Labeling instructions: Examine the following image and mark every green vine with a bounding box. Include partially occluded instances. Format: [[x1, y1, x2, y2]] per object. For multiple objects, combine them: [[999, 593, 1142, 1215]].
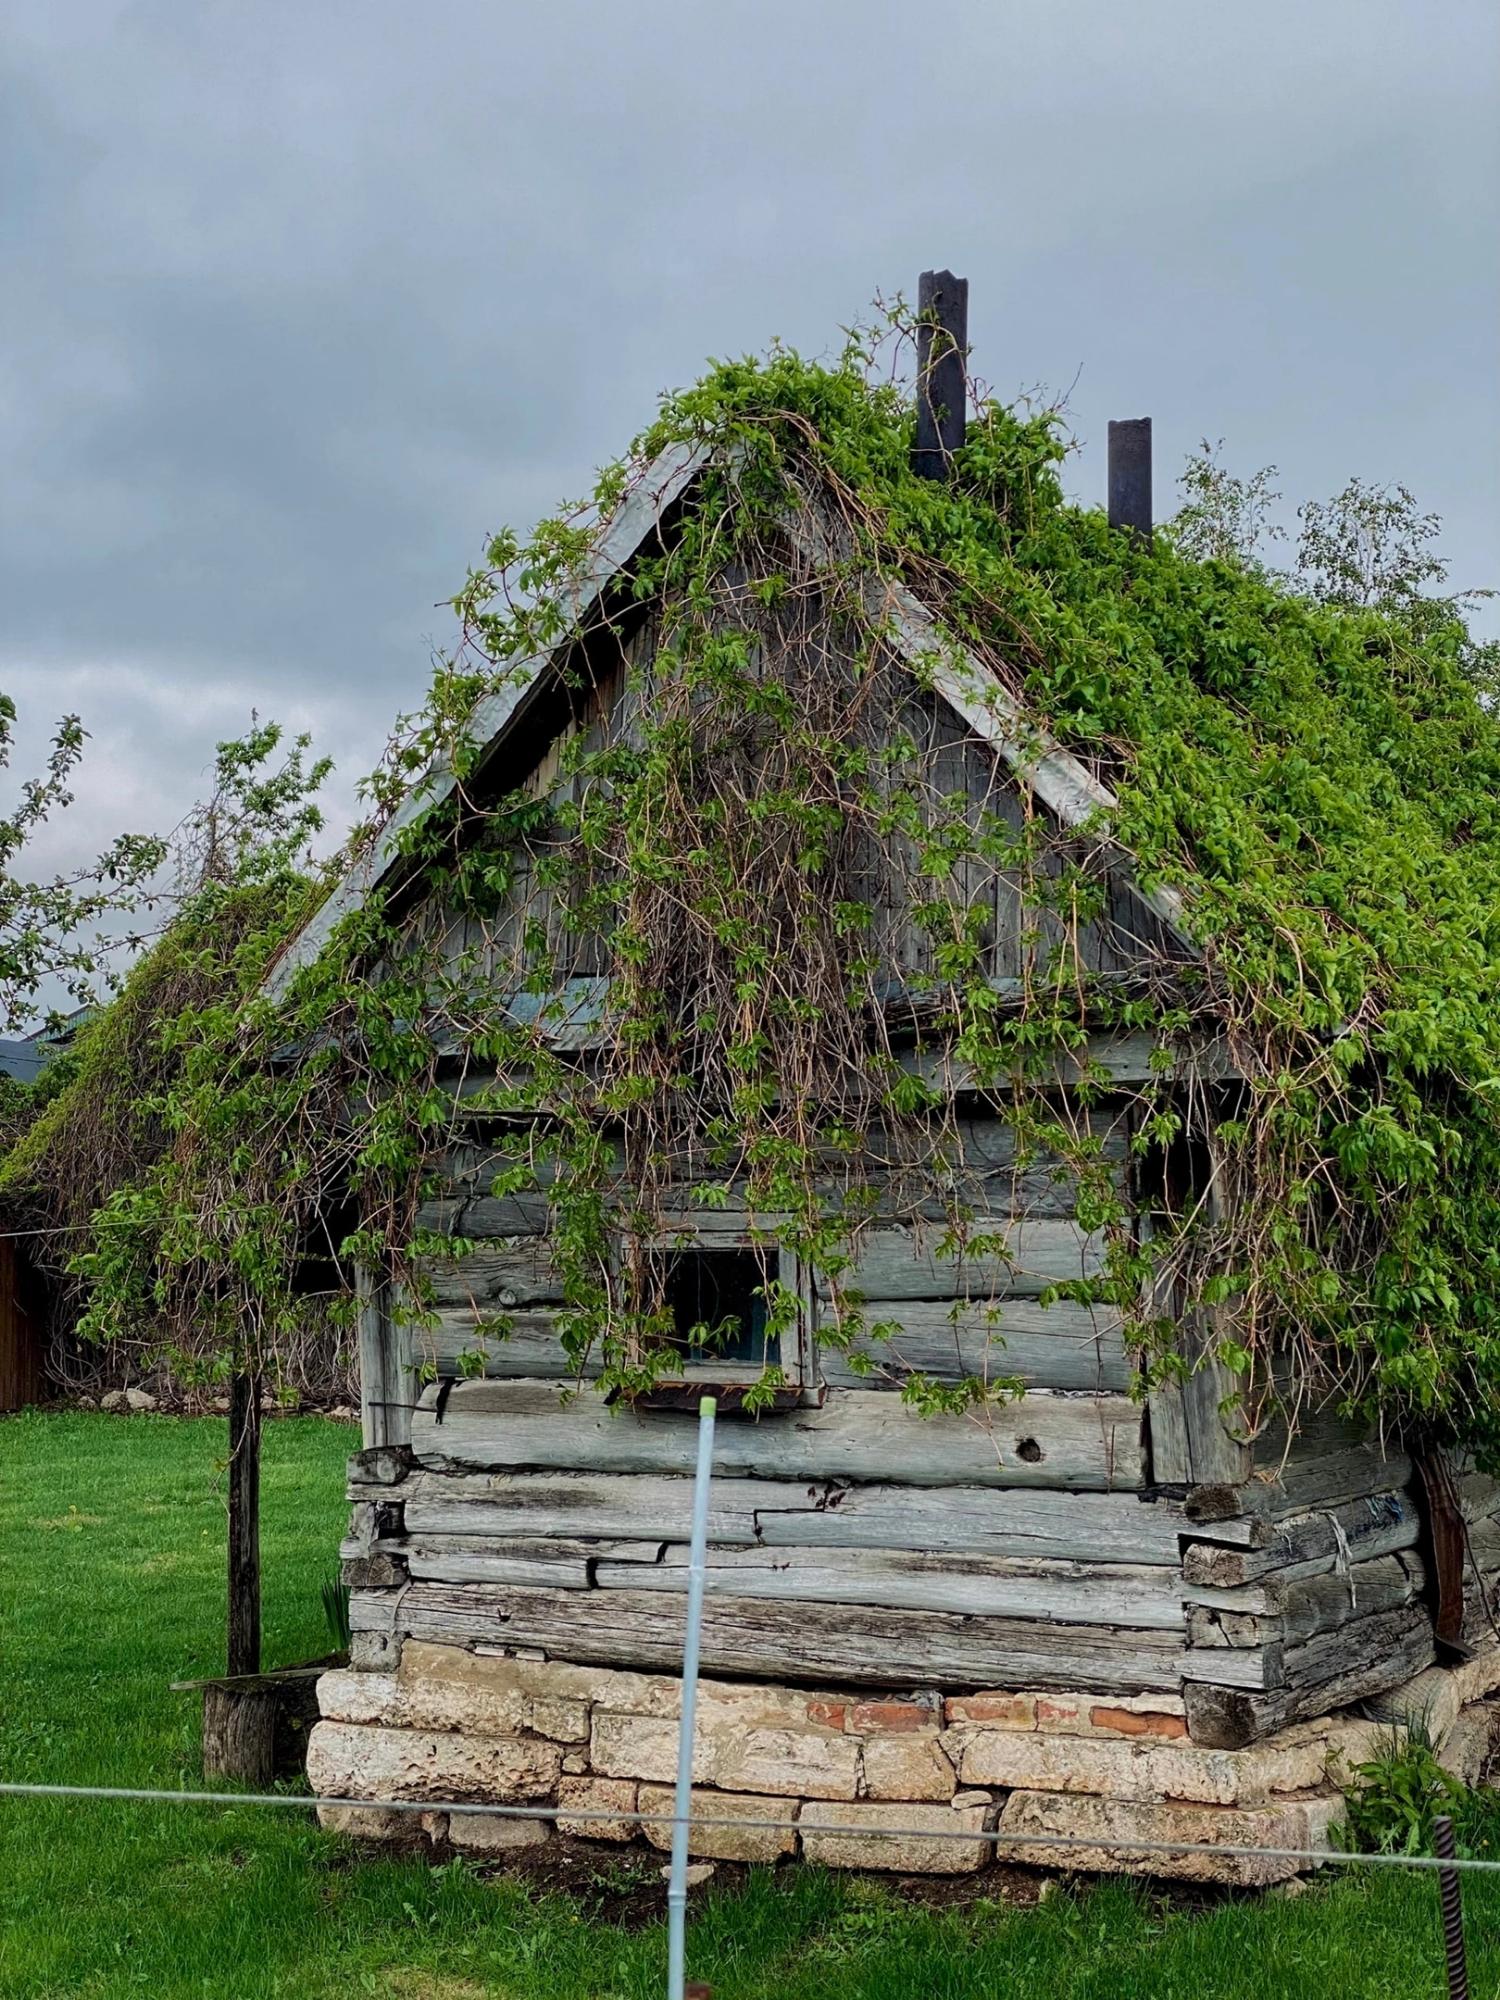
[[51, 315, 1500, 1463]]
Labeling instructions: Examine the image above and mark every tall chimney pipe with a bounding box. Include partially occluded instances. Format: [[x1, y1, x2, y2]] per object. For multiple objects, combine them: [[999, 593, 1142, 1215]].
[[1107, 418, 1153, 543], [913, 270, 969, 478]]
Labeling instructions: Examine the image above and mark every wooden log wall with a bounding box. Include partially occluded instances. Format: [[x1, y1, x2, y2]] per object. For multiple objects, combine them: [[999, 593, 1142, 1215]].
[[334, 1089, 1212, 1700], [1176, 1416, 1455, 1747]]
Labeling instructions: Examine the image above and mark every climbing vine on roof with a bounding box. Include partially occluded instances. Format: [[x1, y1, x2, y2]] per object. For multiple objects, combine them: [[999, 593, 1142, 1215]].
[[61, 311, 1500, 1465]]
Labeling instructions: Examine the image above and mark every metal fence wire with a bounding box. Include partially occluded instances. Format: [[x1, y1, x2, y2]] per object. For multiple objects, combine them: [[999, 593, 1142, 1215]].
[[4, 1400, 1484, 1998]]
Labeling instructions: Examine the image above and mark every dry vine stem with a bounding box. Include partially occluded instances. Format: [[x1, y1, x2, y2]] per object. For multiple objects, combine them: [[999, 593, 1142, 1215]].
[[50, 321, 1500, 1467]]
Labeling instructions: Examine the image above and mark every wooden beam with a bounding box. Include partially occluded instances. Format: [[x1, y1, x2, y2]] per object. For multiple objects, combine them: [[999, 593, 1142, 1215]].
[[410, 1378, 1148, 1492], [364, 1578, 1189, 1691], [398, 1467, 1188, 1564]]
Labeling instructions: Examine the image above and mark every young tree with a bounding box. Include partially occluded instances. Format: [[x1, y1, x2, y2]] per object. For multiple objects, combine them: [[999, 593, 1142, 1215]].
[[4, 719, 332, 1680], [1170, 451, 1499, 695], [0, 696, 168, 1029]]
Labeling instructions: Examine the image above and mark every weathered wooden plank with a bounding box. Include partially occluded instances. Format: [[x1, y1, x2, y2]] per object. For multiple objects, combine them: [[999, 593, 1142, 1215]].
[[414, 1191, 553, 1241], [399, 1468, 1187, 1564], [591, 1544, 1184, 1628], [411, 1380, 1147, 1492], [417, 1309, 599, 1381], [1180, 1644, 1281, 1690], [1183, 1605, 1435, 1748], [815, 1223, 1108, 1302], [1185, 1551, 1425, 1646], [357, 1266, 415, 1451], [1181, 1492, 1422, 1588], [404, 1535, 665, 1589], [817, 1299, 1131, 1393], [1186, 1441, 1413, 1527], [369, 1579, 1188, 1691], [414, 1237, 568, 1310], [260, 438, 708, 1001]]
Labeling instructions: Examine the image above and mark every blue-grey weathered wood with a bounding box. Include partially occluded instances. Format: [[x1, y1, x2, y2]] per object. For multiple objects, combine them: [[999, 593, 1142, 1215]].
[[410, 1377, 1147, 1491], [260, 441, 707, 998]]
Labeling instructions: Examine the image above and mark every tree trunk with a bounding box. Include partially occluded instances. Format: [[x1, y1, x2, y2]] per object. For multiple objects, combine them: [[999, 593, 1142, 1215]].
[[202, 1680, 278, 1787], [227, 1367, 262, 1678]]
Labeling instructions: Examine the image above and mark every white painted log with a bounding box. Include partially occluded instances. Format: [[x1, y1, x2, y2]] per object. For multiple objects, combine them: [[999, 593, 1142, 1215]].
[[411, 1379, 1147, 1492], [398, 1467, 1187, 1564]]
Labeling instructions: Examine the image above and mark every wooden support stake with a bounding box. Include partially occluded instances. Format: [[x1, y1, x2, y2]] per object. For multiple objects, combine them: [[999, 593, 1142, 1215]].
[[227, 1368, 262, 1678], [913, 270, 969, 478]]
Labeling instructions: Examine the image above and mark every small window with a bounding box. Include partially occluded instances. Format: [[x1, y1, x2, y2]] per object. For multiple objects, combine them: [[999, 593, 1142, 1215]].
[[655, 1247, 777, 1370]]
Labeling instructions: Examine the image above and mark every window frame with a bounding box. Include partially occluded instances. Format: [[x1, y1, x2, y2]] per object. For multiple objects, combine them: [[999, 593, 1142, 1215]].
[[613, 1221, 820, 1401]]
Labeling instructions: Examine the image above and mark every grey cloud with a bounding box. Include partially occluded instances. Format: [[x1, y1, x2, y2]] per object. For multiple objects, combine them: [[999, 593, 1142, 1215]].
[[1, 0, 1495, 894]]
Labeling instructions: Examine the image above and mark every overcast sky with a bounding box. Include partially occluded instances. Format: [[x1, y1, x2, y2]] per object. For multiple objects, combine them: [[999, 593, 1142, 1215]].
[[3, 0, 1497, 908]]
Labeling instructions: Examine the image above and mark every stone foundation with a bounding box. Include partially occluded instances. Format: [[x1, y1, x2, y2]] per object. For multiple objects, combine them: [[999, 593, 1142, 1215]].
[[307, 1642, 1500, 1887]]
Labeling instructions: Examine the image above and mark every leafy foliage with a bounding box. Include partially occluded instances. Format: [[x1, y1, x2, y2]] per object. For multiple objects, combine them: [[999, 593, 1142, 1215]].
[[54, 311, 1500, 1459], [1, 726, 334, 1386], [1338, 1726, 1476, 1857], [0, 697, 169, 1031]]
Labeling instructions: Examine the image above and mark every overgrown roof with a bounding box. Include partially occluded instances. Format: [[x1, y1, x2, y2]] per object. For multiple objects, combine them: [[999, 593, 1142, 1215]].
[[67, 335, 1500, 1452]]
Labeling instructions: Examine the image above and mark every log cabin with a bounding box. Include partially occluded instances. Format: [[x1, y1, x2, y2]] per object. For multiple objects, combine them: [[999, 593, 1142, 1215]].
[[278, 277, 1500, 1880]]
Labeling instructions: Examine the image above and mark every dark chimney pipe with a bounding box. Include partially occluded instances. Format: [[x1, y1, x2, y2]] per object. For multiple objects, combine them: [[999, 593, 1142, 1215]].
[[1107, 418, 1153, 543], [913, 270, 969, 478]]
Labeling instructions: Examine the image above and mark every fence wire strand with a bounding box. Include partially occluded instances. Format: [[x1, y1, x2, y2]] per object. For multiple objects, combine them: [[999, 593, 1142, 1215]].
[[3, 1778, 1498, 1877]]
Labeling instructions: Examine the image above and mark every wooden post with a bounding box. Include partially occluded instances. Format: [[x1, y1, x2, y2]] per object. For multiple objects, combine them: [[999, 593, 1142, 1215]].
[[1107, 418, 1153, 543], [912, 269, 969, 479], [227, 1366, 262, 1678]]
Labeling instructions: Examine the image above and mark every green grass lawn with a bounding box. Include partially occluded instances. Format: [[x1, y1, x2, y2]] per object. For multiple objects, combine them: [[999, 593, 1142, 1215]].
[[1, 1410, 1494, 1999]]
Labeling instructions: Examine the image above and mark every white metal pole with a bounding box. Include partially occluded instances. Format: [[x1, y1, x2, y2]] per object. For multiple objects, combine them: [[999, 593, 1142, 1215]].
[[667, 1394, 716, 2000]]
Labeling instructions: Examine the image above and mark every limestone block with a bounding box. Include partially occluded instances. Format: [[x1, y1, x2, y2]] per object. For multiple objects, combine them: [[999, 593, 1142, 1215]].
[[317, 1804, 422, 1841], [1455, 1646, 1500, 1707], [318, 1664, 529, 1738], [993, 1790, 1342, 1886], [590, 1712, 701, 1785], [716, 1726, 860, 1800], [306, 1720, 561, 1804], [411, 1642, 678, 1719], [951, 1708, 1382, 1809], [1363, 1664, 1463, 1743], [861, 1734, 957, 1802], [798, 1801, 988, 1875], [1438, 1704, 1497, 1787], [556, 1776, 639, 1843], [637, 1785, 798, 1863], [449, 1812, 553, 1853], [530, 1694, 590, 1743], [590, 1706, 859, 1800]]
